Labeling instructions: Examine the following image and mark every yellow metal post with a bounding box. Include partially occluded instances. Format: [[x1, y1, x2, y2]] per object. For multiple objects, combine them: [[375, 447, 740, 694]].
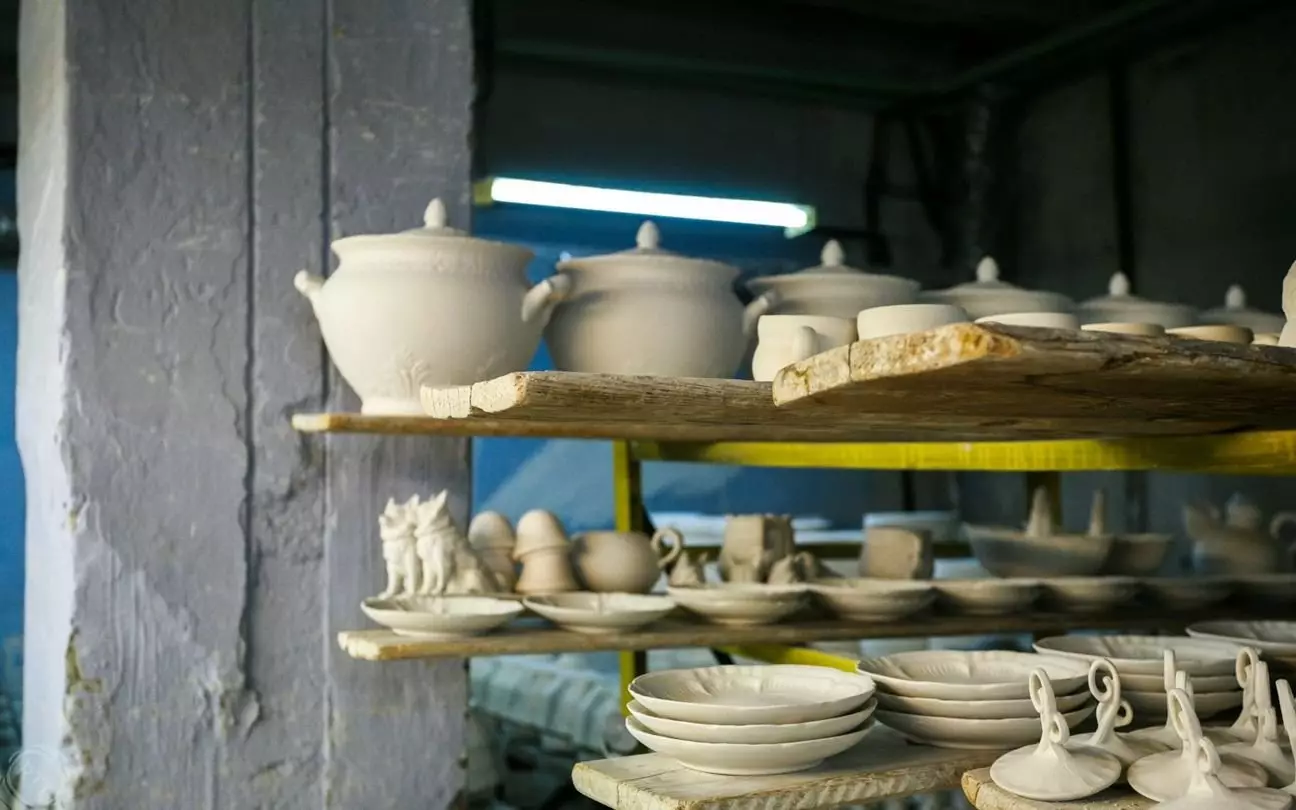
[[613, 441, 646, 714]]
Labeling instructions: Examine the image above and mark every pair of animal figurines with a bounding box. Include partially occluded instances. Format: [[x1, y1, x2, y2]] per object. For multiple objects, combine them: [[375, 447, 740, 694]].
[[378, 490, 499, 598]]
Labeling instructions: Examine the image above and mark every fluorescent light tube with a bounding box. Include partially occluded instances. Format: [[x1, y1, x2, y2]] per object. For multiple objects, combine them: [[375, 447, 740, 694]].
[[484, 177, 815, 231]]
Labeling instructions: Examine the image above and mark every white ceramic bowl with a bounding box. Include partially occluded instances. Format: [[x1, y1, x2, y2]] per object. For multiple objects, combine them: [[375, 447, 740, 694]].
[[1101, 533, 1173, 576], [975, 312, 1080, 330], [856, 303, 968, 340], [626, 699, 876, 744], [873, 689, 1089, 720], [933, 578, 1040, 616], [666, 584, 807, 626], [964, 526, 1113, 578], [360, 595, 524, 638], [1141, 578, 1233, 610], [1187, 620, 1296, 655], [1039, 576, 1139, 613], [1121, 688, 1242, 719], [629, 665, 877, 725], [522, 592, 676, 634], [855, 650, 1089, 700], [809, 579, 935, 621], [624, 716, 873, 775], [876, 705, 1095, 749], [1253, 332, 1282, 345], [1032, 635, 1247, 676]]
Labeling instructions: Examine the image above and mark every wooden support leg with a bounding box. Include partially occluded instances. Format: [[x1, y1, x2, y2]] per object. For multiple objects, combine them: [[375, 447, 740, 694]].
[[613, 441, 647, 715]]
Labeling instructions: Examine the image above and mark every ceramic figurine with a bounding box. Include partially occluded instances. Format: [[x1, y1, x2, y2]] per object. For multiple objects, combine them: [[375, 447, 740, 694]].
[[668, 550, 709, 587], [1281, 260, 1296, 347], [571, 529, 683, 593], [378, 496, 420, 597], [719, 514, 794, 583], [413, 491, 499, 596], [468, 511, 518, 591], [1184, 494, 1296, 575], [513, 509, 579, 595]]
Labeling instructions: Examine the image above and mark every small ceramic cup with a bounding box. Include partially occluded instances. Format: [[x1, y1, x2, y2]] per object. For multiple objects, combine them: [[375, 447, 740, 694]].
[[1253, 332, 1282, 346], [1166, 324, 1253, 344], [856, 303, 968, 340], [1081, 322, 1165, 337], [752, 315, 856, 381], [976, 312, 1080, 330]]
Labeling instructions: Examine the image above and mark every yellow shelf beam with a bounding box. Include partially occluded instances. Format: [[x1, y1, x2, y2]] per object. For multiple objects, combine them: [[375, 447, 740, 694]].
[[631, 430, 1296, 474]]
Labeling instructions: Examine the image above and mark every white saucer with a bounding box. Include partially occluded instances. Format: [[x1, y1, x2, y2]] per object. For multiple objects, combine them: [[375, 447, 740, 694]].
[[626, 699, 875, 745], [522, 592, 675, 634], [809, 579, 935, 621], [630, 665, 875, 725], [933, 578, 1040, 616], [1034, 634, 1246, 675], [667, 584, 806, 626], [857, 650, 1090, 700], [360, 595, 524, 638], [625, 716, 873, 775], [874, 688, 1089, 720], [1124, 688, 1243, 719], [877, 705, 1095, 749], [1040, 576, 1139, 612]]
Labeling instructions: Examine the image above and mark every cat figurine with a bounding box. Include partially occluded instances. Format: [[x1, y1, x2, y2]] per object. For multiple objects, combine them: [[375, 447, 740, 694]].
[[378, 495, 420, 597]]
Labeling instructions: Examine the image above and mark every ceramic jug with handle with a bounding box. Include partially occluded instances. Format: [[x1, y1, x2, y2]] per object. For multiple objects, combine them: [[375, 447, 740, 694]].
[[570, 529, 683, 594], [1184, 494, 1296, 575]]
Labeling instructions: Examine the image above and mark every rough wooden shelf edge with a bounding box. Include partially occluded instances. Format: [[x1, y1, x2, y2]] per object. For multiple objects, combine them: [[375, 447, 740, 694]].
[[336, 604, 1280, 661], [572, 730, 1000, 810], [962, 768, 1152, 810]]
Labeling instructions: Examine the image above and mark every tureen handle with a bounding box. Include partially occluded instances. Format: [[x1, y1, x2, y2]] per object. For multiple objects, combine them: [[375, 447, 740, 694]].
[[521, 273, 572, 327], [742, 290, 779, 338], [294, 270, 325, 303]]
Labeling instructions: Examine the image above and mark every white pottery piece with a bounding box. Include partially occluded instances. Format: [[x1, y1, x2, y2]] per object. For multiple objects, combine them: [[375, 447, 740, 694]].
[[295, 199, 562, 414], [1087, 488, 1172, 576], [1143, 578, 1234, 610], [1189, 621, 1296, 656], [1149, 736, 1293, 810], [752, 314, 855, 381], [1128, 688, 1270, 802], [570, 528, 683, 594], [1221, 662, 1296, 784], [1184, 494, 1296, 576], [467, 511, 517, 592], [922, 256, 1074, 319], [361, 594, 524, 638], [378, 496, 422, 598], [1129, 654, 1241, 749], [933, 578, 1040, 616], [855, 303, 968, 340], [377, 491, 501, 597], [628, 664, 876, 725], [809, 579, 935, 621], [1069, 659, 1169, 766], [1168, 324, 1254, 344], [719, 514, 795, 583], [1079, 272, 1196, 327], [874, 687, 1089, 720], [624, 716, 872, 776], [1283, 260, 1296, 347], [1276, 680, 1296, 795], [512, 509, 579, 595], [522, 592, 676, 634], [765, 551, 823, 585], [666, 583, 806, 626], [966, 487, 1114, 577], [1033, 635, 1247, 676], [989, 669, 1121, 800], [858, 526, 934, 579], [1125, 687, 1244, 719], [1255, 332, 1283, 346], [1200, 285, 1286, 334], [544, 221, 761, 378], [975, 311, 1080, 329], [746, 240, 919, 320], [856, 650, 1090, 700], [626, 698, 876, 744], [879, 704, 1095, 750], [1039, 576, 1139, 613], [667, 550, 709, 587], [1082, 321, 1166, 336], [1120, 668, 1238, 693]]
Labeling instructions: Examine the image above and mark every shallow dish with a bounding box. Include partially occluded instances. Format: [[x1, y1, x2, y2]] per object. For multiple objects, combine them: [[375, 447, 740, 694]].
[[855, 650, 1089, 700], [360, 595, 524, 638], [624, 716, 873, 775], [522, 592, 675, 634], [964, 526, 1113, 578], [1039, 576, 1139, 613], [626, 699, 876, 745], [630, 665, 876, 725], [666, 584, 807, 627], [1141, 578, 1234, 610], [874, 689, 1089, 720], [876, 705, 1094, 749], [1033, 635, 1246, 676], [1102, 533, 1173, 576], [933, 578, 1040, 616], [809, 579, 935, 621], [1118, 670, 1238, 692], [1121, 688, 1243, 719], [1187, 620, 1296, 655]]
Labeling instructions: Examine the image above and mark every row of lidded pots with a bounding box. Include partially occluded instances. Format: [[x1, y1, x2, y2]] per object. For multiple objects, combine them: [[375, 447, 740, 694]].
[[294, 198, 1286, 415]]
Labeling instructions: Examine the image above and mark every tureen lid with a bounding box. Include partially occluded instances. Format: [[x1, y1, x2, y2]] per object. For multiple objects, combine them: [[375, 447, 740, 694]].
[[1198, 285, 1285, 332], [746, 240, 919, 296], [1079, 272, 1195, 325], [556, 221, 739, 276], [331, 198, 532, 262], [925, 256, 1073, 310], [941, 256, 1023, 294], [792, 240, 866, 275]]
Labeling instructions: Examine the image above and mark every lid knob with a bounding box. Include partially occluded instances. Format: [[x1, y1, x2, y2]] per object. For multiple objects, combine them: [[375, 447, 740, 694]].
[[636, 221, 660, 250], [1225, 284, 1245, 310], [423, 198, 447, 229], [1109, 271, 1131, 298], [821, 240, 845, 267], [975, 256, 999, 283]]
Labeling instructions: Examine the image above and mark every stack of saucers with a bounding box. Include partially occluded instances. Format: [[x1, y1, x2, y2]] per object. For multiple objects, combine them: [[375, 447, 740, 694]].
[[624, 665, 877, 775], [856, 650, 1093, 749], [1033, 635, 1247, 722]]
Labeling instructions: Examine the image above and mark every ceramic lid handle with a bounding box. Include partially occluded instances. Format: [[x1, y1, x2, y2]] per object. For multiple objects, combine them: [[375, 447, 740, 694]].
[[636, 221, 660, 250], [1109, 271, 1131, 298], [975, 255, 999, 283], [424, 198, 447, 229], [821, 240, 845, 267], [1226, 284, 1246, 310]]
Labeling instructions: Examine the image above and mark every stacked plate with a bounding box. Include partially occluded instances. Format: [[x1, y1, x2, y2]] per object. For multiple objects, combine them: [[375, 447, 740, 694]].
[[625, 665, 877, 775], [1188, 620, 1296, 680], [856, 650, 1093, 749], [1033, 634, 1247, 721]]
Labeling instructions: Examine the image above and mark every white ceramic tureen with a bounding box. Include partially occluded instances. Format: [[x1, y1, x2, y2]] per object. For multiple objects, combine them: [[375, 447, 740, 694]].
[[295, 199, 566, 414], [1079, 272, 1196, 328], [746, 240, 919, 320], [544, 221, 760, 378], [922, 256, 1073, 319], [1199, 285, 1285, 333]]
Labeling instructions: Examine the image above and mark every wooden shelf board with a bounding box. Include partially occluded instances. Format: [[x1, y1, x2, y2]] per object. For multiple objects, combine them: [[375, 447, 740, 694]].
[[962, 768, 1151, 809], [337, 604, 1278, 661], [573, 729, 998, 810]]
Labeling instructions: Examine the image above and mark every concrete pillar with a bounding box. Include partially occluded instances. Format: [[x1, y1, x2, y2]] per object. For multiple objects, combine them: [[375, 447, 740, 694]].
[[18, 0, 473, 807]]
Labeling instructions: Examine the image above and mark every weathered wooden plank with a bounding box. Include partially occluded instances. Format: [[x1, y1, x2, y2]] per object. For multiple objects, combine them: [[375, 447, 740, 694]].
[[572, 730, 999, 810], [961, 768, 1152, 810]]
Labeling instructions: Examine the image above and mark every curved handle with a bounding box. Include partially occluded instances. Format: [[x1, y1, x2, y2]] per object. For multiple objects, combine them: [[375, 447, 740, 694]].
[[1168, 687, 1203, 749], [742, 291, 780, 338], [651, 528, 684, 569], [1276, 680, 1296, 755], [521, 273, 572, 326], [1087, 659, 1131, 739], [1270, 511, 1296, 542], [790, 326, 819, 363], [294, 270, 325, 302], [1028, 669, 1068, 745]]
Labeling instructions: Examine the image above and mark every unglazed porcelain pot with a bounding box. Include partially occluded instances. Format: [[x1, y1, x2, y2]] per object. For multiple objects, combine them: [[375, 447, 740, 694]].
[[571, 529, 683, 594], [1078, 272, 1195, 328], [544, 222, 761, 378], [922, 256, 1073, 320], [746, 240, 919, 319], [295, 199, 568, 414], [1199, 285, 1284, 333]]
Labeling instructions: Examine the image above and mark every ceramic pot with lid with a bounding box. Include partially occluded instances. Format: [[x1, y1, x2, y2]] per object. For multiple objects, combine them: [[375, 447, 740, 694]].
[[1199, 285, 1285, 333], [295, 199, 567, 414], [746, 240, 919, 320], [1078, 272, 1195, 328], [922, 256, 1073, 320], [544, 221, 761, 378]]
